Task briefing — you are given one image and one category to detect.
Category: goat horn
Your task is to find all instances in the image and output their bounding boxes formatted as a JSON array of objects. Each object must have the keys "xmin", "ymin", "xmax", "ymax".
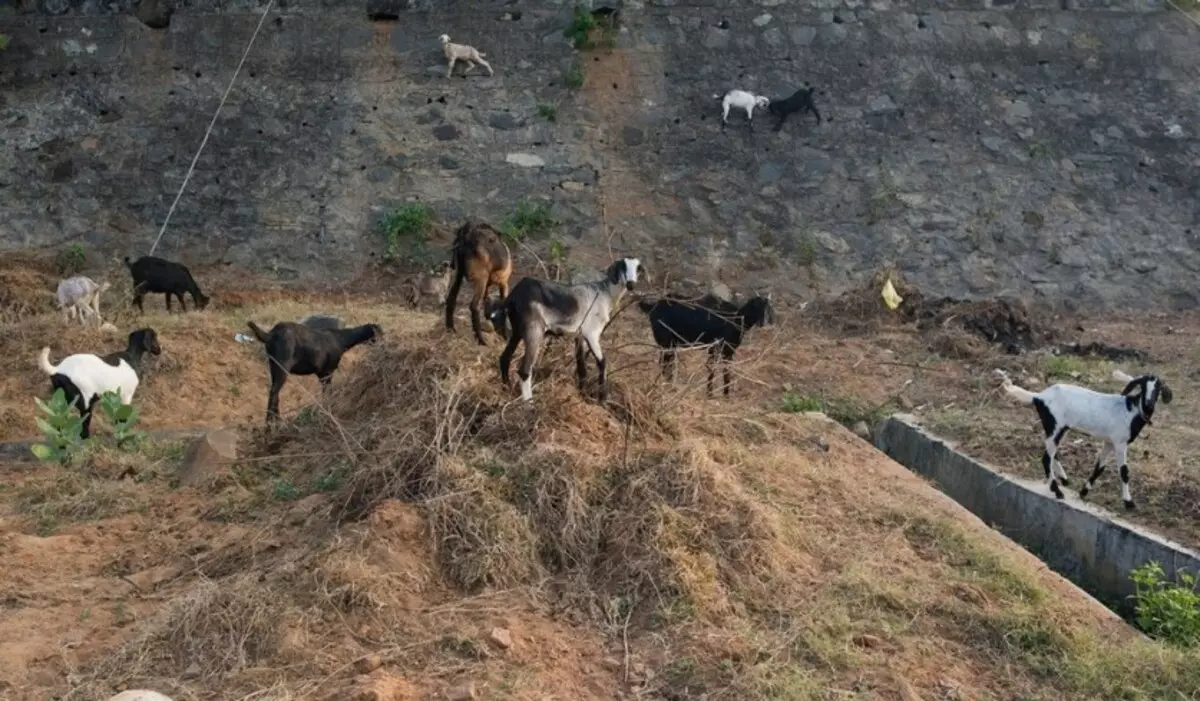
[{"xmin": 1112, "ymin": 369, "xmax": 1135, "ymax": 382}]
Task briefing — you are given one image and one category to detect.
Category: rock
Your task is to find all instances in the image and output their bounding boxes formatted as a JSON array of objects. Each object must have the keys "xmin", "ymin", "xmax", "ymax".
[
  {"xmin": 439, "ymin": 156, "xmax": 459, "ymax": 170},
  {"xmin": 560, "ymin": 180, "xmax": 586, "ymax": 192},
  {"xmin": 487, "ymin": 112, "xmax": 520, "ymax": 130},
  {"xmin": 446, "ymin": 682, "xmax": 477, "ymax": 701},
  {"xmin": 100, "ymin": 322, "xmax": 120, "ymax": 335},
  {"xmin": 505, "ymin": 153, "xmax": 545, "ymax": 167},
  {"xmin": 897, "ymin": 677, "xmax": 924, "ymax": 701},
  {"xmin": 106, "ymin": 692, "xmax": 174, "ymax": 701},
  {"xmin": 810, "ymin": 436, "xmax": 830, "ymax": 452},
  {"xmin": 622, "ymin": 126, "xmax": 644, "ymax": 146},
  {"xmin": 753, "ymin": 13, "xmax": 773, "ymax": 26},
  {"xmin": 341, "ymin": 671, "xmax": 417, "ymax": 701},
  {"xmin": 135, "ymin": 0, "xmax": 173, "ymax": 28},
  {"xmin": 124, "ymin": 564, "xmax": 181, "ymax": 592},
  {"xmin": 432, "ymin": 125, "xmax": 460, "ymax": 141},
  {"xmin": 852, "ymin": 633, "xmax": 883, "ymax": 648},
  {"xmin": 488, "ymin": 627, "xmax": 512, "ymax": 649},
  {"xmin": 181, "ymin": 663, "xmax": 201, "ymax": 680},
  {"xmin": 176, "ymin": 429, "xmax": 238, "ymax": 488},
  {"xmin": 355, "ymin": 653, "xmax": 384, "ymax": 674},
  {"xmin": 710, "ymin": 282, "xmax": 733, "ymax": 301},
  {"xmin": 851, "ymin": 421, "xmax": 872, "ymax": 440}
]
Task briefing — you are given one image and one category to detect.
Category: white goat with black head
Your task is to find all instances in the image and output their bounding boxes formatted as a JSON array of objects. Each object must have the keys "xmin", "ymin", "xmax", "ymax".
[
  {"xmin": 995, "ymin": 368, "xmax": 1174, "ymax": 510},
  {"xmin": 497, "ymin": 258, "xmax": 642, "ymax": 402}
]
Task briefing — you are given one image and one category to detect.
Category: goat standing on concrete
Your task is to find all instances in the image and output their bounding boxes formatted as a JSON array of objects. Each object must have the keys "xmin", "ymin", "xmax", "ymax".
[
  {"xmin": 440, "ymin": 33, "xmax": 494, "ymax": 78},
  {"xmin": 444, "ymin": 220, "xmax": 513, "ymax": 346},
  {"xmin": 995, "ymin": 368, "xmax": 1173, "ymax": 510},
  {"xmin": 767, "ymin": 86, "xmax": 822, "ymax": 132},
  {"xmin": 638, "ymin": 292, "xmax": 775, "ymax": 396},
  {"xmin": 56, "ymin": 275, "xmax": 111, "ymax": 326},
  {"xmin": 246, "ymin": 320, "xmax": 383, "ymax": 425},
  {"xmin": 714, "ymin": 89, "xmax": 770, "ymax": 132},
  {"xmin": 498, "ymin": 258, "xmax": 642, "ymax": 402}
]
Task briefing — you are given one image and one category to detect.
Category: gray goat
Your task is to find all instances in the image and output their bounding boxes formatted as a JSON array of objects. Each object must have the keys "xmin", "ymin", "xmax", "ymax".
[{"xmin": 498, "ymin": 258, "xmax": 642, "ymax": 402}]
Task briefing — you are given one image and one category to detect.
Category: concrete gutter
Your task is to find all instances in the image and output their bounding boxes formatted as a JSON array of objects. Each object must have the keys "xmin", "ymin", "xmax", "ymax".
[{"xmin": 874, "ymin": 414, "xmax": 1200, "ymax": 616}]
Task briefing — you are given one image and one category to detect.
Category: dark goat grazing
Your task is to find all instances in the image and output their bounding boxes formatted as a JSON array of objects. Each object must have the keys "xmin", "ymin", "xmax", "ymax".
[
  {"xmin": 638, "ymin": 292, "xmax": 775, "ymax": 396},
  {"xmin": 124, "ymin": 256, "xmax": 210, "ymax": 313},
  {"xmin": 37, "ymin": 328, "xmax": 162, "ymax": 439},
  {"xmin": 444, "ymin": 220, "xmax": 513, "ymax": 345},
  {"xmin": 767, "ymin": 87, "xmax": 821, "ymax": 132},
  {"xmin": 246, "ymin": 320, "xmax": 382, "ymax": 425}
]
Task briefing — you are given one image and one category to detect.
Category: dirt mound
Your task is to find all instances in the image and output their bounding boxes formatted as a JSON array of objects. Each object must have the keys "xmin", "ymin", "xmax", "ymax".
[{"xmin": 809, "ymin": 269, "xmax": 1056, "ymax": 353}]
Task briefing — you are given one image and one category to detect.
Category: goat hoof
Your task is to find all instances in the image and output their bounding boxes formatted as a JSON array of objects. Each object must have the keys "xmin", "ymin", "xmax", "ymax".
[
  {"xmin": 1078, "ymin": 487, "xmax": 1090, "ymax": 499},
  {"xmin": 1058, "ymin": 477, "xmax": 1069, "ymax": 486},
  {"xmin": 1124, "ymin": 500, "xmax": 1137, "ymax": 511}
]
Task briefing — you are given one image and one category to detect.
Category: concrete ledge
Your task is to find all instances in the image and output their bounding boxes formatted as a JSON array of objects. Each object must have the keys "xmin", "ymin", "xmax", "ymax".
[{"xmin": 874, "ymin": 414, "xmax": 1200, "ymax": 615}]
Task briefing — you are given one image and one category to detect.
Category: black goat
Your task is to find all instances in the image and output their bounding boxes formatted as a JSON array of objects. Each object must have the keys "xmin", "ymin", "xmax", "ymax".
[
  {"xmin": 246, "ymin": 320, "xmax": 382, "ymax": 425},
  {"xmin": 637, "ymin": 292, "xmax": 775, "ymax": 396},
  {"xmin": 124, "ymin": 255, "xmax": 210, "ymax": 313},
  {"xmin": 767, "ymin": 86, "xmax": 821, "ymax": 132}
]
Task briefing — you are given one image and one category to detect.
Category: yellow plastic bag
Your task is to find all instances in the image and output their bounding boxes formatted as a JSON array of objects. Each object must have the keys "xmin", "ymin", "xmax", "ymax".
[{"xmin": 881, "ymin": 278, "xmax": 903, "ymax": 311}]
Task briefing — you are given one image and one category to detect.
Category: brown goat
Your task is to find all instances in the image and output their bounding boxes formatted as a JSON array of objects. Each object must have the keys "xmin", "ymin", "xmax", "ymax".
[{"xmin": 444, "ymin": 220, "xmax": 513, "ymax": 345}]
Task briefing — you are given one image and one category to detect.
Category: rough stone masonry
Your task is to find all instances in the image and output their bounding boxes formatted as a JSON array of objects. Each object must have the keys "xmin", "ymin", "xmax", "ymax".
[{"xmin": 1, "ymin": 0, "xmax": 1198, "ymax": 310}]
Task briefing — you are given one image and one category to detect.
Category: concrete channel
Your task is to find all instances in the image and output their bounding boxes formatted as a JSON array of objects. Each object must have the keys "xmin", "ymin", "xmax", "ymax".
[{"xmin": 874, "ymin": 414, "xmax": 1200, "ymax": 616}]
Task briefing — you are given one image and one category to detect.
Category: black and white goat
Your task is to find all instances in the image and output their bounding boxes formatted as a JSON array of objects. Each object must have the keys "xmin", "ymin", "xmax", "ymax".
[
  {"xmin": 638, "ymin": 292, "xmax": 775, "ymax": 396},
  {"xmin": 767, "ymin": 86, "xmax": 822, "ymax": 132},
  {"xmin": 37, "ymin": 328, "xmax": 162, "ymax": 439},
  {"xmin": 498, "ymin": 258, "xmax": 642, "ymax": 402},
  {"xmin": 995, "ymin": 368, "xmax": 1173, "ymax": 510},
  {"xmin": 246, "ymin": 320, "xmax": 382, "ymax": 425},
  {"xmin": 713, "ymin": 89, "xmax": 770, "ymax": 131}
]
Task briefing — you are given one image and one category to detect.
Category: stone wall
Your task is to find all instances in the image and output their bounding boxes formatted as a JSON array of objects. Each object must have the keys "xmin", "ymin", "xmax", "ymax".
[{"xmin": 2, "ymin": 0, "xmax": 1199, "ymax": 308}]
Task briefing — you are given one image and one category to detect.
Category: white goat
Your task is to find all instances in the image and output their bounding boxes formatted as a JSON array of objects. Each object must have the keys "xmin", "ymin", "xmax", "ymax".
[
  {"xmin": 37, "ymin": 328, "xmax": 162, "ymax": 439},
  {"xmin": 995, "ymin": 368, "xmax": 1173, "ymax": 510},
  {"xmin": 439, "ymin": 34, "xmax": 494, "ymax": 78},
  {"xmin": 498, "ymin": 258, "xmax": 642, "ymax": 402},
  {"xmin": 713, "ymin": 89, "xmax": 771, "ymax": 131},
  {"xmin": 56, "ymin": 276, "xmax": 110, "ymax": 326}
]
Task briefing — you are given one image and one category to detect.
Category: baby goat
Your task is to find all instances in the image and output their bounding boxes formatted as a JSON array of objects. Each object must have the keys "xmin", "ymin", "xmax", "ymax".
[
  {"xmin": 439, "ymin": 33, "xmax": 494, "ymax": 78},
  {"xmin": 56, "ymin": 275, "xmax": 111, "ymax": 326},
  {"xmin": 246, "ymin": 320, "xmax": 382, "ymax": 425},
  {"xmin": 996, "ymin": 368, "xmax": 1173, "ymax": 510},
  {"xmin": 767, "ymin": 86, "xmax": 822, "ymax": 132},
  {"xmin": 125, "ymin": 255, "xmax": 210, "ymax": 313},
  {"xmin": 713, "ymin": 89, "xmax": 770, "ymax": 132},
  {"xmin": 638, "ymin": 292, "xmax": 775, "ymax": 396},
  {"xmin": 407, "ymin": 261, "xmax": 453, "ymax": 309},
  {"xmin": 445, "ymin": 220, "xmax": 513, "ymax": 346},
  {"xmin": 498, "ymin": 258, "xmax": 642, "ymax": 402},
  {"xmin": 37, "ymin": 328, "xmax": 162, "ymax": 439}
]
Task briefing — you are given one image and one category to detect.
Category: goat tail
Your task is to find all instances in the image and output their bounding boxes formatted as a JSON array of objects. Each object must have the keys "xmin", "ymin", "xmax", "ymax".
[
  {"xmin": 122, "ymin": 256, "xmax": 134, "ymax": 269},
  {"xmin": 993, "ymin": 369, "xmax": 1037, "ymax": 405},
  {"xmin": 37, "ymin": 347, "xmax": 58, "ymax": 376},
  {"xmin": 246, "ymin": 321, "xmax": 270, "ymax": 344}
]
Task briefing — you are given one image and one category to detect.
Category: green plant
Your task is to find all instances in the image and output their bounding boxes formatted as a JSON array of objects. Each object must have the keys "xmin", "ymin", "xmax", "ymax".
[
  {"xmin": 31, "ymin": 388, "xmax": 87, "ymax": 464},
  {"xmin": 0, "ymin": 34, "xmax": 9, "ymax": 51},
  {"xmin": 781, "ymin": 392, "xmax": 822, "ymax": 413},
  {"xmin": 501, "ymin": 200, "xmax": 557, "ymax": 242},
  {"xmin": 312, "ymin": 466, "xmax": 346, "ymax": 493},
  {"xmin": 55, "ymin": 243, "xmax": 86, "ymax": 276},
  {"xmin": 564, "ymin": 62, "xmax": 585, "ymax": 89},
  {"xmin": 564, "ymin": 5, "xmax": 617, "ymax": 49},
  {"xmin": 379, "ymin": 203, "xmax": 434, "ymax": 263},
  {"xmin": 272, "ymin": 478, "xmax": 301, "ymax": 501},
  {"xmin": 1130, "ymin": 562, "xmax": 1200, "ymax": 647},
  {"xmin": 97, "ymin": 391, "xmax": 147, "ymax": 450},
  {"xmin": 538, "ymin": 103, "xmax": 558, "ymax": 122}
]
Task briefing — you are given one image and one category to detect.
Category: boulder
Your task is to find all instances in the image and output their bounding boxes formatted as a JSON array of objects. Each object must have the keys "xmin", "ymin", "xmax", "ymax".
[{"xmin": 176, "ymin": 429, "xmax": 238, "ymax": 488}]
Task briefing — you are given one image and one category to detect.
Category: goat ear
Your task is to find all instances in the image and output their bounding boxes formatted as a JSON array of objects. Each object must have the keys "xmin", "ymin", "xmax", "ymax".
[
  {"xmin": 1161, "ymin": 384, "xmax": 1174, "ymax": 405},
  {"xmin": 1122, "ymin": 380, "xmax": 1143, "ymax": 398},
  {"xmin": 1112, "ymin": 369, "xmax": 1135, "ymax": 383}
]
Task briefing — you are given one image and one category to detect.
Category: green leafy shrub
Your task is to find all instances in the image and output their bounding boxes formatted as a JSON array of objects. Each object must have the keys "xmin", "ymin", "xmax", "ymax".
[
  {"xmin": 564, "ymin": 5, "xmax": 617, "ymax": 49},
  {"xmin": 1130, "ymin": 561, "xmax": 1200, "ymax": 647},
  {"xmin": 501, "ymin": 200, "xmax": 557, "ymax": 242},
  {"xmin": 564, "ymin": 62, "xmax": 585, "ymax": 89},
  {"xmin": 55, "ymin": 243, "xmax": 87, "ymax": 276},
  {"xmin": 31, "ymin": 389, "xmax": 86, "ymax": 464},
  {"xmin": 97, "ymin": 390, "xmax": 147, "ymax": 450},
  {"xmin": 379, "ymin": 203, "xmax": 434, "ymax": 264},
  {"xmin": 538, "ymin": 103, "xmax": 558, "ymax": 122},
  {"xmin": 781, "ymin": 392, "xmax": 822, "ymax": 413}
]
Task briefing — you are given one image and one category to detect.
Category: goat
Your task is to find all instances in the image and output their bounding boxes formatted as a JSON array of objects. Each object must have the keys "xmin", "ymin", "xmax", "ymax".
[
  {"xmin": 767, "ymin": 86, "xmax": 822, "ymax": 132},
  {"xmin": 37, "ymin": 328, "xmax": 162, "ymax": 439},
  {"xmin": 444, "ymin": 220, "xmax": 513, "ymax": 345},
  {"xmin": 498, "ymin": 258, "xmax": 642, "ymax": 402},
  {"xmin": 246, "ymin": 320, "xmax": 382, "ymax": 425},
  {"xmin": 56, "ymin": 275, "xmax": 111, "ymax": 326},
  {"xmin": 124, "ymin": 255, "xmax": 210, "ymax": 313},
  {"xmin": 713, "ymin": 89, "xmax": 770, "ymax": 131},
  {"xmin": 407, "ymin": 261, "xmax": 453, "ymax": 309},
  {"xmin": 638, "ymin": 292, "xmax": 775, "ymax": 396},
  {"xmin": 439, "ymin": 33, "xmax": 494, "ymax": 78},
  {"xmin": 995, "ymin": 368, "xmax": 1173, "ymax": 510}
]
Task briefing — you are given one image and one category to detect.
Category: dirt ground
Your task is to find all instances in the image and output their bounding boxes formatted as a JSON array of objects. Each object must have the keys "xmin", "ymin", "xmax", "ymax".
[{"xmin": 2, "ymin": 261, "xmax": 1200, "ymax": 700}]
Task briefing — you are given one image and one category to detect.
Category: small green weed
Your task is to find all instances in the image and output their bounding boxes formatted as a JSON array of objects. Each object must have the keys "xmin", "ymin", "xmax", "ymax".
[
  {"xmin": 0, "ymin": 34, "xmax": 10, "ymax": 52},
  {"xmin": 311, "ymin": 465, "xmax": 346, "ymax": 493},
  {"xmin": 55, "ymin": 243, "xmax": 86, "ymax": 276},
  {"xmin": 502, "ymin": 200, "xmax": 556, "ymax": 242},
  {"xmin": 564, "ymin": 62, "xmax": 585, "ymax": 89},
  {"xmin": 781, "ymin": 392, "xmax": 822, "ymax": 413},
  {"xmin": 272, "ymin": 478, "xmax": 301, "ymax": 501},
  {"xmin": 379, "ymin": 203, "xmax": 434, "ymax": 264},
  {"xmin": 564, "ymin": 5, "xmax": 617, "ymax": 49},
  {"xmin": 31, "ymin": 388, "xmax": 86, "ymax": 464},
  {"xmin": 538, "ymin": 103, "xmax": 558, "ymax": 122},
  {"xmin": 1130, "ymin": 562, "xmax": 1200, "ymax": 648},
  {"xmin": 1041, "ymin": 354, "xmax": 1087, "ymax": 379},
  {"xmin": 97, "ymin": 390, "xmax": 147, "ymax": 450}
]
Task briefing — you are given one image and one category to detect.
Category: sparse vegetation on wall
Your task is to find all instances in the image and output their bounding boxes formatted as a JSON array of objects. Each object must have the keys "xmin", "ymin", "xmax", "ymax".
[
  {"xmin": 379, "ymin": 203, "xmax": 436, "ymax": 265},
  {"xmin": 501, "ymin": 200, "xmax": 557, "ymax": 242},
  {"xmin": 0, "ymin": 34, "xmax": 10, "ymax": 51},
  {"xmin": 564, "ymin": 5, "xmax": 617, "ymax": 50},
  {"xmin": 55, "ymin": 243, "xmax": 86, "ymax": 276}
]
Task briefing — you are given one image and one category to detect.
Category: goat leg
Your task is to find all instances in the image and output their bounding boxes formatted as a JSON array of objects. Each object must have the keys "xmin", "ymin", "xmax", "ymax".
[{"xmin": 575, "ymin": 336, "xmax": 589, "ymax": 390}]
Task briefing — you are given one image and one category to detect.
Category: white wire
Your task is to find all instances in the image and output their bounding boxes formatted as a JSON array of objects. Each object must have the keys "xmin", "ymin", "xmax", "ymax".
[{"xmin": 147, "ymin": 0, "xmax": 277, "ymax": 256}]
